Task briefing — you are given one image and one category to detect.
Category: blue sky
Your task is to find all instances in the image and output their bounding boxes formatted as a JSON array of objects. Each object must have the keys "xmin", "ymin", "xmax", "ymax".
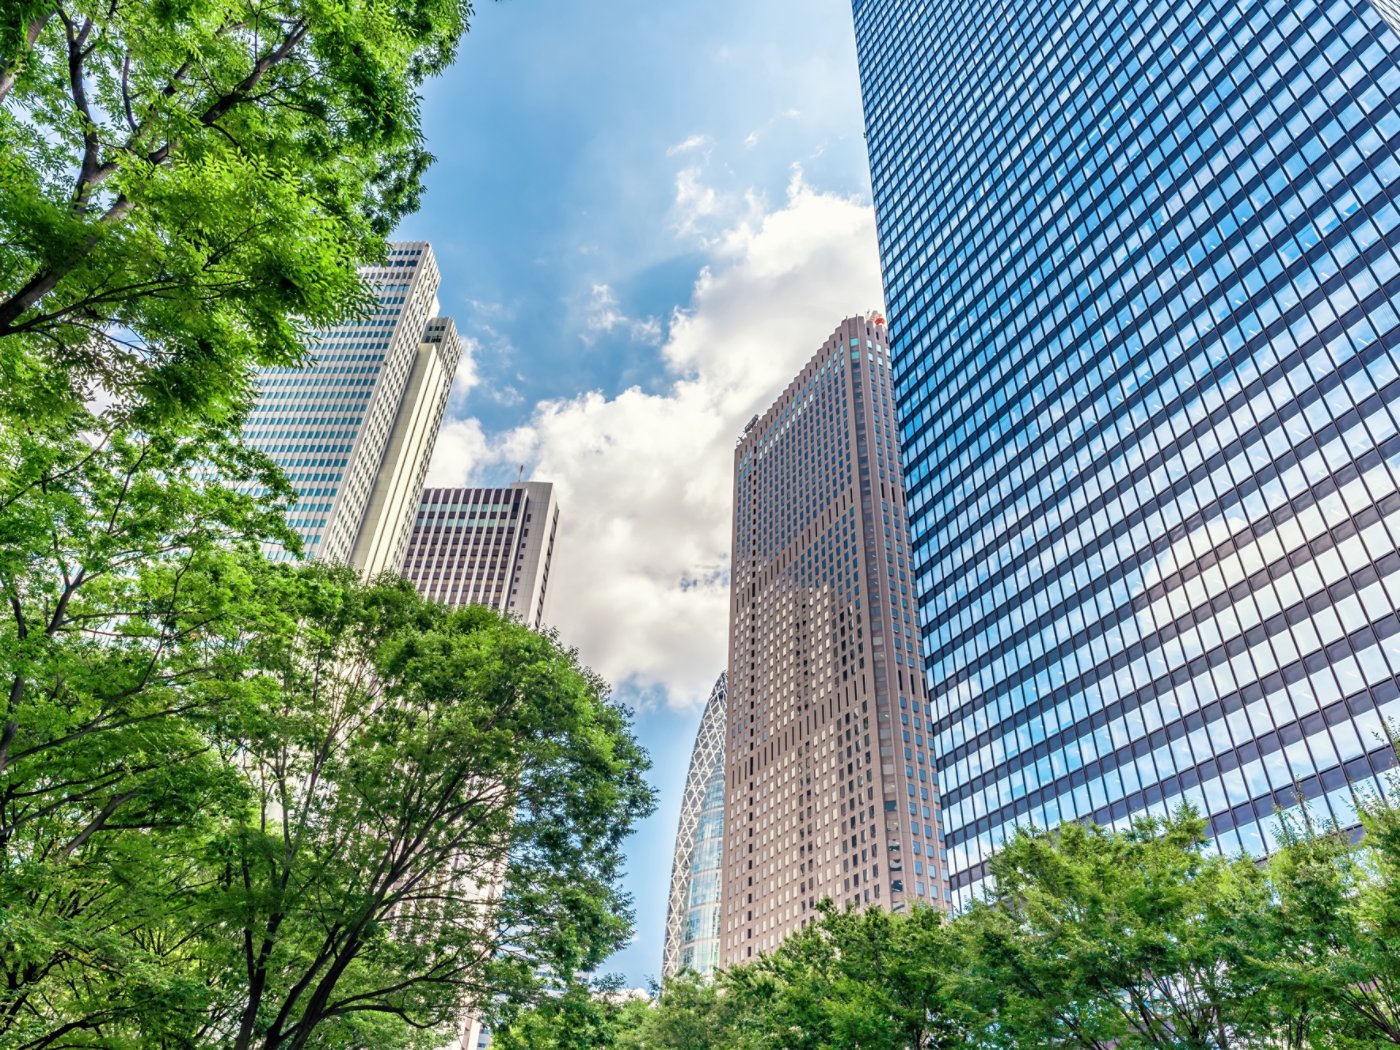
[{"xmin": 395, "ymin": 0, "xmax": 884, "ymax": 988}]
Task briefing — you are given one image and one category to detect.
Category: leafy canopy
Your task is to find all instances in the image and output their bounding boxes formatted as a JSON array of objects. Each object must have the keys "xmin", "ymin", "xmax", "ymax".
[
  {"xmin": 502, "ymin": 799, "xmax": 1400, "ymax": 1050},
  {"xmin": 0, "ymin": 0, "xmax": 470, "ymax": 424},
  {"xmin": 1, "ymin": 557, "xmax": 657, "ymax": 1049}
]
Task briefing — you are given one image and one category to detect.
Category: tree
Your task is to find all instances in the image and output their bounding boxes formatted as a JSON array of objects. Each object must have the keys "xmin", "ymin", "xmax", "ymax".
[
  {"xmin": 490, "ymin": 978, "xmax": 656, "ymax": 1050},
  {"xmin": 1251, "ymin": 792, "xmax": 1400, "ymax": 1048},
  {"xmin": 199, "ymin": 569, "xmax": 655, "ymax": 1050},
  {"xmin": 0, "ymin": 0, "xmax": 469, "ymax": 425},
  {"xmin": 490, "ymin": 973, "xmax": 742, "ymax": 1050},
  {"xmin": 954, "ymin": 809, "xmax": 1277, "ymax": 1050},
  {"xmin": 709, "ymin": 904, "xmax": 967, "ymax": 1050},
  {"xmin": 0, "ymin": 409, "xmax": 297, "ymax": 1047},
  {"xmin": 1, "ymin": 520, "xmax": 655, "ymax": 1046},
  {"xmin": 620, "ymin": 972, "xmax": 740, "ymax": 1050}
]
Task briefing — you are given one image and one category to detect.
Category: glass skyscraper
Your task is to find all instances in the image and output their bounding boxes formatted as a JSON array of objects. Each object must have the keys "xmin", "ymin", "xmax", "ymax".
[
  {"xmin": 242, "ymin": 242, "xmax": 460, "ymax": 578},
  {"xmin": 1372, "ymin": 0, "xmax": 1400, "ymax": 37},
  {"xmin": 853, "ymin": 0, "xmax": 1400, "ymax": 903},
  {"xmin": 662, "ymin": 672, "xmax": 727, "ymax": 979}
]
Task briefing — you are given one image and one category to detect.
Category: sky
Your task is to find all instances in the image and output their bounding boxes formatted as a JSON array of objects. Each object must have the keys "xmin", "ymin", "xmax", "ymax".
[{"xmin": 394, "ymin": 0, "xmax": 884, "ymax": 988}]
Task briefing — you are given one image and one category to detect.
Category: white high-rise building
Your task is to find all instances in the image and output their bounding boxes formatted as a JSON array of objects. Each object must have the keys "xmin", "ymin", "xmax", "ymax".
[
  {"xmin": 402, "ymin": 481, "xmax": 563, "ymax": 1050},
  {"xmin": 242, "ymin": 242, "xmax": 460, "ymax": 578},
  {"xmin": 401, "ymin": 482, "xmax": 560, "ymax": 628}
]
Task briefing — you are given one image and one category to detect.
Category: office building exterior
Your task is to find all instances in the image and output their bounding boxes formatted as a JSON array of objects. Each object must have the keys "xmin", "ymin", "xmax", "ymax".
[
  {"xmin": 243, "ymin": 242, "xmax": 460, "ymax": 578},
  {"xmin": 406, "ymin": 481, "xmax": 561, "ymax": 1049},
  {"xmin": 1371, "ymin": 0, "xmax": 1400, "ymax": 37},
  {"xmin": 401, "ymin": 482, "xmax": 560, "ymax": 628},
  {"xmin": 662, "ymin": 672, "xmax": 728, "ymax": 980},
  {"xmin": 853, "ymin": 0, "xmax": 1400, "ymax": 903},
  {"xmin": 722, "ymin": 315, "xmax": 946, "ymax": 966}
]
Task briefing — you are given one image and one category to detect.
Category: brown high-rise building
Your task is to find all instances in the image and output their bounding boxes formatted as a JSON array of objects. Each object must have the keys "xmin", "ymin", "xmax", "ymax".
[{"xmin": 722, "ymin": 315, "xmax": 947, "ymax": 966}]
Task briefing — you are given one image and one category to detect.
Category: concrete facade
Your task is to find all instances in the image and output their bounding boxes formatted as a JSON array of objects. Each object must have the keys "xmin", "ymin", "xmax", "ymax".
[
  {"xmin": 242, "ymin": 242, "xmax": 459, "ymax": 578},
  {"xmin": 401, "ymin": 482, "xmax": 560, "ymax": 628},
  {"xmin": 722, "ymin": 316, "xmax": 947, "ymax": 968}
]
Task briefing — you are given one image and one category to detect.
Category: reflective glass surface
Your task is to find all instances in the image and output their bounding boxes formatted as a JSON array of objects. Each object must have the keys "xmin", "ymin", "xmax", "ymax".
[
  {"xmin": 853, "ymin": 0, "xmax": 1400, "ymax": 902},
  {"xmin": 242, "ymin": 243, "xmax": 440, "ymax": 564},
  {"xmin": 663, "ymin": 673, "xmax": 727, "ymax": 978}
]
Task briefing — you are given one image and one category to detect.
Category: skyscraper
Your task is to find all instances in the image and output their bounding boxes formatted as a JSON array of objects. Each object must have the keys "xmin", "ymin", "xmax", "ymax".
[
  {"xmin": 405, "ymin": 482, "xmax": 561, "ymax": 1050},
  {"xmin": 663, "ymin": 672, "xmax": 727, "ymax": 980},
  {"xmin": 853, "ymin": 0, "xmax": 1400, "ymax": 903},
  {"xmin": 1371, "ymin": 0, "xmax": 1400, "ymax": 37},
  {"xmin": 242, "ymin": 242, "xmax": 460, "ymax": 578},
  {"xmin": 723, "ymin": 316, "xmax": 945, "ymax": 967},
  {"xmin": 401, "ymin": 482, "xmax": 560, "ymax": 628}
]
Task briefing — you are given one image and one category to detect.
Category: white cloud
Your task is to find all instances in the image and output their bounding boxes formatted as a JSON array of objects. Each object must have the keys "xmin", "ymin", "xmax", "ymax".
[
  {"xmin": 666, "ymin": 133, "xmax": 713, "ymax": 157},
  {"xmin": 466, "ymin": 298, "xmax": 507, "ymax": 318},
  {"xmin": 491, "ymin": 384, "xmax": 524, "ymax": 407},
  {"xmin": 630, "ymin": 316, "xmax": 663, "ymax": 346},
  {"xmin": 584, "ymin": 283, "xmax": 664, "ymax": 346},
  {"xmin": 424, "ymin": 417, "xmax": 494, "ymax": 488},
  {"xmin": 427, "ymin": 174, "xmax": 883, "ymax": 710},
  {"xmin": 743, "ymin": 107, "xmax": 803, "ymax": 149},
  {"xmin": 671, "ymin": 166, "xmax": 769, "ymax": 248},
  {"xmin": 446, "ymin": 336, "xmax": 481, "ymax": 410},
  {"xmin": 672, "ymin": 168, "xmax": 725, "ymax": 240},
  {"xmin": 586, "ymin": 283, "xmax": 629, "ymax": 334}
]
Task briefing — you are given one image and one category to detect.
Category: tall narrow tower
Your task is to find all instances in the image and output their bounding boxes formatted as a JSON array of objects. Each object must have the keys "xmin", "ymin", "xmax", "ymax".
[
  {"xmin": 853, "ymin": 0, "xmax": 1400, "ymax": 904},
  {"xmin": 662, "ymin": 671, "xmax": 728, "ymax": 980},
  {"xmin": 722, "ymin": 316, "xmax": 945, "ymax": 968},
  {"xmin": 242, "ymin": 242, "xmax": 460, "ymax": 578}
]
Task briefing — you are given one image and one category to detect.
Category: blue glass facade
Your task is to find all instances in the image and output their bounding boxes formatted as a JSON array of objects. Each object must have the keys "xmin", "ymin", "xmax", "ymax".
[
  {"xmin": 242, "ymin": 243, "xmax": 457, "ymax": 575},
  {"xmin": 663, "ymin": 673, "xmax": 727, "ymax": 978},
  {"xmin": 853, "ymin": 0, "xmax": 1400, "ymax": 901},
  {"xmin": 1372, "ymin": 0, "xmax": 1400, "ymax": 37}
]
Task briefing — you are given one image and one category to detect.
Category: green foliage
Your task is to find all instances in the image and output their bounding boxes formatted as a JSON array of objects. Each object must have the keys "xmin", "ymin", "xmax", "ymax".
[
  {"xmin": 0, "ymin": 2, "xmax": 668, "ymax": 1048},
  {"xmin": 490, "ymin": 978, "xmax": 657, "ymax": 1050},
  {"xmin": 200, "ymin": 569, "xmax": 656, "ymax": 1050},
  {"xmin": 708, "ymin": 902, "xmax": 965, "ymax": 1050},
  {"xmin": 0, "ymin": 483, "xmax": 656, "ymax": 1048},
  {"xmin": 0, "ymin": 403, "xmax": 296, "ymax": 1046},
  {"xmin": 0, "ymin": 0, "xmax": 470, "ymax": 425},
  {"xmin": 616, "ymin": 972, "xmax": 735, "ymax": 1050},
  {"xmin": 1249, "ymin": 799, "xmax": 1400, "ymax": 1048},
  {"xmin": 513, "ymin": 796, "xmax": 1400, "ymax": 1050},
  {"xmin": 955, "ymin": 810, "xmax": 1276, "ymax": 1050}
]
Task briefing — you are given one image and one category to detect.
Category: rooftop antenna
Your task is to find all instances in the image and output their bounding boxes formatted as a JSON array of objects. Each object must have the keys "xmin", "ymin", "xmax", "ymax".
[{"xmin": 517, "ymin": 464, "xmax": 525, "ymax": 482}]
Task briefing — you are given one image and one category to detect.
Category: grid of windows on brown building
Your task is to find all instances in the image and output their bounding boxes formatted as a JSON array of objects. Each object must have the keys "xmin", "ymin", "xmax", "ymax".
[
  {"xmin": 399, "ymin": 481, "xmax": 559, "ymax": 628},
  {"xmin": 722, "ymin": 315, "xmax": 948, "ymax": 967}
]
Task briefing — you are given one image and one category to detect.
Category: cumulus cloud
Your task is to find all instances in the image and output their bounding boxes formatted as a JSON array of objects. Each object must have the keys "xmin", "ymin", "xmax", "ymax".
[
  {"xmin": 445, "ymin": 336, "xmax": 481, "ymax": 410},
  {"xmin": 424, "ymin": 416, "xmax": 494, "ymax": 488},
  {"xmin": 427, "ymin": 174, "xmax": 883, "ymax": 709}
]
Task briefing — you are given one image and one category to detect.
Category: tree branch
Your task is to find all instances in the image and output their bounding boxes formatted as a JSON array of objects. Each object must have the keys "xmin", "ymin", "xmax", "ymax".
[
  {"xmin": 0, "ymin": 12, "xmax": 55, "ymax": 105},
  {"xmin": 53, "ymin": 789, "xmax": 136, "ymax": 860},
  {"xmin": 57, "ymin": 10, "xmax": 101, "ymax": 217},
  {"xmin": 0, "ymin": 19, "xmax": 307, "ymax": 336}
]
